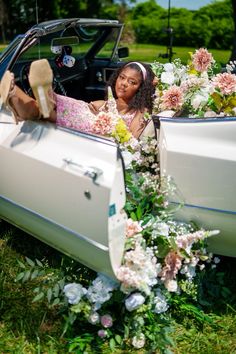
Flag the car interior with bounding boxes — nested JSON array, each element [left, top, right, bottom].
[[6, 23, 129, 103]]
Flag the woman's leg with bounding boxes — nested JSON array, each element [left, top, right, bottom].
[[10, 86, 40, 120], [0, 70, 40, 122], [0, 69, 56, 123]]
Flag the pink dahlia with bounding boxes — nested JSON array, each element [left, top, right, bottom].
[[161, 85, 184, 111], [212, 72, 236, 95], [192, 48, 214, 72], [92, 112, 113, 135]]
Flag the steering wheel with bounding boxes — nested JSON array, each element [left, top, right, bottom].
[[19, 61, 67, 97]]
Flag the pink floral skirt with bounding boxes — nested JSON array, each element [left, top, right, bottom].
[[55, 93, 136, 134], [55, 94, 95, 133]]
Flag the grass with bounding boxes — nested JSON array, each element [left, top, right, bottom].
[[125, 43, 231, 66], [0, 43, 231, 66], [1, 220, 236, 353]]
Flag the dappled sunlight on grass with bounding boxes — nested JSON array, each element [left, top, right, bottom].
[[0, 220, 236, 353]]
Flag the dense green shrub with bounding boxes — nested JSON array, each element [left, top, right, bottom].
[[129, 0, 234, 50]]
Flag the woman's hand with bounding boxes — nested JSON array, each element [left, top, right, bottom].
[[88, 100, 105, 115]]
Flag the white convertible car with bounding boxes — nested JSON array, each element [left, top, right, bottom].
[[158, 116, 236, 258], [1, 19, 236, 280]]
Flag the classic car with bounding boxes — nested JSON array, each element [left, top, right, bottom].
[[0, 19, 235, 282], [0, 18, 130, 279]]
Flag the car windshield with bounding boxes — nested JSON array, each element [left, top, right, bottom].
[[18, 25, 121, 62]]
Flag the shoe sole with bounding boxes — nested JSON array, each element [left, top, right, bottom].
[[28, 59, 53, 118], [0, 70, 13, 109], [0, 70, 23, 124]]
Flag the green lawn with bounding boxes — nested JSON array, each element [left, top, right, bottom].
[[125, 43, 230, 65], [1, 222, 236, 353], [0, 43, 231, 66]]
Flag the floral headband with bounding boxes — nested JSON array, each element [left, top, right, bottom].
[[125, 62, 147, 81]]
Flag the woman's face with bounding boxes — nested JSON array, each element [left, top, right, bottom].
[[115, 67, 142, 102]]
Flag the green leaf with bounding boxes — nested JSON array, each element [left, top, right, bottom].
[[32, 292, 44, 303], [15, 272, 25, 282], [52, 298, 60, 306], [53, 283, 60, 297], [136, 204, 143, 220], [47, 288, 53, 303], [58, 279, 65, 290], [130, 211, 137, 221], [33, 287, 40, 293], [17, 260, 26, 269], [109, 338, 116, 351], [25, 257, 35, 267], [115, 334, 122, 344], [30, 269, 39, 280], [22, 270, 31, 282], [35, 259, 44, 267], [124, 324, 129, 339], [211, 92, 223, 110]]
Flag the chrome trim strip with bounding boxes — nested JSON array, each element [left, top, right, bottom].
[[0, 195, 109, 251], [57, 125, 117, 147], [159, 117, 236, 123], [170, 201, 236, 215]]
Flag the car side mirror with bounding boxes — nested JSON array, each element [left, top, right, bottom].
[[117, 47, 129, 58]]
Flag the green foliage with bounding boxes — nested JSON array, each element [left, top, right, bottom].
[[130, 0, 234, 50], [1, 0, 235, 54], [1, 221, 236, 352], [15, 255, 66, 306]]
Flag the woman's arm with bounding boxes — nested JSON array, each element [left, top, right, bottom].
[[88, 100, 105, 115], [129, 110, 148, 139]]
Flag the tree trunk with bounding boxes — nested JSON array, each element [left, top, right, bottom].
[[230, 0, 236, 61]]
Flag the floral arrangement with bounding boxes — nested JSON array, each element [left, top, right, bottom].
[[59, 135, 219, 352], [16, 49, 222, 353], [16, 136, 219, 353], [151, 47, 236, 118], [91, 86, 132, 143]]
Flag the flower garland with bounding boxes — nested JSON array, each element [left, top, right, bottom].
[[151, 47, 236, 118], [61, 133, 219, 352], [52, 61, 220, 351], [16, 49, 223, 352]]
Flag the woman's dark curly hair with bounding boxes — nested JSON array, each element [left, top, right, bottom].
[[106, 61, 155, 114]]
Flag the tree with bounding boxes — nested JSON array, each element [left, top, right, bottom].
[[230, 0, 236, 60], [0, 0, 9, 43]]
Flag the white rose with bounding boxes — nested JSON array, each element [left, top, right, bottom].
[[88, 311, 100, 325], [64, 283, 87, 304], [163, 63, 174, 72], [191, 93, 208, 110], [121, 150, 134, 169], [156, 222, 169, 237], [125, 292, 145, 312], [165, 279, 178, 292], [204, 110, 218, 118], [132, 333, 146, 349], [161, 71, 175, 85], [153, 291, 169, 314]]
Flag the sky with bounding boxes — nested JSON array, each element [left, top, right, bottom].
[[153, 0, 215, 10]]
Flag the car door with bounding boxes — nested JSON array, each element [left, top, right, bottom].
[[158, 117, 236, 257], [0, 119, 127, 279]]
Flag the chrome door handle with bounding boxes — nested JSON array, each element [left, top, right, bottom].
[[63, 158, 103, 183]]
